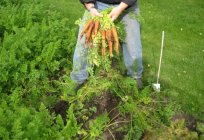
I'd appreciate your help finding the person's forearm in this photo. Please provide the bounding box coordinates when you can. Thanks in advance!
[118,2,128,12]
[109,2,129,21]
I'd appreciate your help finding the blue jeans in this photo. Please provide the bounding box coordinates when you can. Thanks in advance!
[70,1,143,84]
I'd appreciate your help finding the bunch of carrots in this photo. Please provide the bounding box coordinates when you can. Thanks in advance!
[80,11,120,57]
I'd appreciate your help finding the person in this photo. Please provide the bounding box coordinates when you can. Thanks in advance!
[70,0,143,91]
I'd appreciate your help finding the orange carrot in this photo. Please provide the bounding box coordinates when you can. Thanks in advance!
[80,19,93,39]
[105,30,110,42]
[94,20,100,35]
[85,22,95,44]
[105,30,113,57]
[101,30,106,56]
[108,40,113,57]
[111,27,119,55]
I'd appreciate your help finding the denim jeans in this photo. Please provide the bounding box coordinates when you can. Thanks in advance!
[70,1,143,84]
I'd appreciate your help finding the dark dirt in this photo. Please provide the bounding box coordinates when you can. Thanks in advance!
[83,91,130,140]
[50,68,66,81]
[51,92,130,140]
[141,113,199,140]
[51,94,200,140]
[171,113,197,131]
[93,92,119,118]
[51,100,69,122]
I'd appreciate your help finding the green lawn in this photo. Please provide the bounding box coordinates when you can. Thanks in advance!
[45,0,204,119]
[140,0,204,120]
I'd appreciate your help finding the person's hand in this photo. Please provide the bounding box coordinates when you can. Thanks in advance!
[85,3,102,18]
[109,6,123,21]
[89,8,103,17]
[109,2,128,21]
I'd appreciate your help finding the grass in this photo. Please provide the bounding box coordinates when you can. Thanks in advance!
[44,0,204,120]
[140,0,204,120]
[43,0,84,24]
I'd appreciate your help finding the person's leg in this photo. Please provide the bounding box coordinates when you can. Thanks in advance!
[70,12,90,84]
[121,2,143,88]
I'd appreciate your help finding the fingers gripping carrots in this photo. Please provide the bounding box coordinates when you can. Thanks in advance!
[80,9,120,57]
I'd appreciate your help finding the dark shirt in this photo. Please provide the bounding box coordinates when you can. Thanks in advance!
[80,0,137,6]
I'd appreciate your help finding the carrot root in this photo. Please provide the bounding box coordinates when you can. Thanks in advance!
[101,30,106,56]
[80,19,93,39]
[111,27,119,55]
[85,22,95,44]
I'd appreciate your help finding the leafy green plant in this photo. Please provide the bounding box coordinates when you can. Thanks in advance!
[0,0,76,107]
[88,112,110,139]
[0,0,81,139]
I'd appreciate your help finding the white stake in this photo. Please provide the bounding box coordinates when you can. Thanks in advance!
[153,31,165,92]
[157,31,165,84]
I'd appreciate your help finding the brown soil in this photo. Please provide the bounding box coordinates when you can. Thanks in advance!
[51,92,130,140]
[171,113,197,131]
[52,100,69,122]
[93,92,129,140]
[82,92,130,140]
[141,113,199,140]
